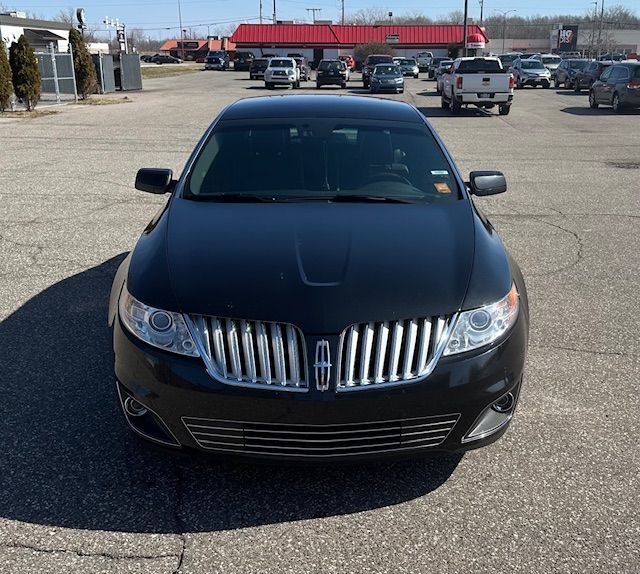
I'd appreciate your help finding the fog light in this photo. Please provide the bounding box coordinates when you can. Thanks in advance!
[124,397,148,417]
[462,388,519,443]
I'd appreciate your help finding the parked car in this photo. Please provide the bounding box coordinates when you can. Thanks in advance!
[233,51,255,71]
[589,62,640,112]
[338,54,356,71]
[140,54,153,63]
[110,94,529,461]
[555,58,590,88]
[294,57,312,81]
[530,54,562,78]
[415,51,434,72]
[427,57,449,78]
[574,60,612,92]
[397,58,419,78]
[362,54,395,88]
[249,58,269,80]
[150,54,182,64]
[204,50,230,70]
[497,53,522,68]
[511,58,551,89]
[315,59,348,88]
[264,57,300,89]
[369,64,404,94]
[435,60,454,94]
[441,57,514,115]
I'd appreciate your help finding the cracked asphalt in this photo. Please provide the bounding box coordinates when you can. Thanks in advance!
[0,71,638,574]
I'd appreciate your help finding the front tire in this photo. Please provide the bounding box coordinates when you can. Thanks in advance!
[589,91,598,108]
[554,77,560,88]
[316,82,321,89]
[451,97,461,115]
[574,82,581,93]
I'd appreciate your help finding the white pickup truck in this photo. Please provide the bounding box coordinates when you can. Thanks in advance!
[441,57,514,115]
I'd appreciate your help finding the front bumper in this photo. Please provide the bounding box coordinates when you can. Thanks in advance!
[205,62,226,70]
[317,76,346,86]
[265,76,296,85]
[113,309,527,461]
[371,82,404,92]
[521,77,550,86]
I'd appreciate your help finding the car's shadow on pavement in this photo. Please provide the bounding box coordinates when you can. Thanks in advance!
[0,255,461,534]
[416,106,495,118]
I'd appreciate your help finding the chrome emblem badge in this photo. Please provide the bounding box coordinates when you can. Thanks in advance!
[314,340,332,391]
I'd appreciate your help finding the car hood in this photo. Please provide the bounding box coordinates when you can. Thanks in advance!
[165,199,475,334]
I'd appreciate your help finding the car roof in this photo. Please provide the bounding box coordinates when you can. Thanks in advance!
[221,96,422,122]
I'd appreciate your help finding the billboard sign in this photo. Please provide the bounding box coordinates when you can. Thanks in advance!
[558,25,578,52]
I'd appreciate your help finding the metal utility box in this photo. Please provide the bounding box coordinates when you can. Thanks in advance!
[92,53,116,94]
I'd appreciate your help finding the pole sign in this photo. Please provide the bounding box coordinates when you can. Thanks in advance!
[558,25,578,52]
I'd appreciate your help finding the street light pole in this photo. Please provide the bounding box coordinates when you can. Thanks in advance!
[596,0,605,58]
[493,9,516,54]
[478,0,484,24]
[463,0,468,57]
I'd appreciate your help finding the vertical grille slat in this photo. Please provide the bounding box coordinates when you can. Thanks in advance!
[189,316,307,390]
[338,315,453,391]
[271,323,287,386]
[241,320,257,383]
[255,321,272,384]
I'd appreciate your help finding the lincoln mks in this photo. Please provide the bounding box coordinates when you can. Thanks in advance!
[109,95,529,461]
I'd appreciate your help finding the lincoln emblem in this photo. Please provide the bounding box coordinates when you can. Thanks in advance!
[314,340,332,391]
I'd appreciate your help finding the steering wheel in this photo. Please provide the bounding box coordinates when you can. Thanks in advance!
[363,171,413,186]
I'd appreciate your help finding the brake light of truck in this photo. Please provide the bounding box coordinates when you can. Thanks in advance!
[456,77,463,89]
[509,74,515,89]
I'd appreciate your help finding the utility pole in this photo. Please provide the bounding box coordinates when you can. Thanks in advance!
[596,0,605,58]
[260,0,263,24]
[463,0,468,56]
[177,0,184,60]
[273,0,277,24]
[341,0,345,25]
[306,8,322,23]
[493,9,516,54]
[478,0,484,25]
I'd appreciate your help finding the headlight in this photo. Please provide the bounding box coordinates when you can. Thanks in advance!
[119,286,199,357]
[444,284,519,356]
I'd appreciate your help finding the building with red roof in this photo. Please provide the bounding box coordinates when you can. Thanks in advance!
[230,23,488,61]
[159,37,236,60]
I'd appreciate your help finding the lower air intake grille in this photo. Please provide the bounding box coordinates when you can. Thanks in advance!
[182,414,460,458]
[188,316,308,391]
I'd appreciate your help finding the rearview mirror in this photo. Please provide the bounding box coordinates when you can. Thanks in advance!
[468,171,507,196]
[135,168,174,194]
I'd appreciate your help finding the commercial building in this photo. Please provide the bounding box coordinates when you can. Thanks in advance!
[159,37,236,60]
[230,23,489,61]
[0,11,70,51]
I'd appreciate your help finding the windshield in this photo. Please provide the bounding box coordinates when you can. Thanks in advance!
[568,60,589,69]
[521,60,544,69]
[439,61,453,69]
[366,56,393,65]
[319,61,343,71]
[542,56,561,64]
[399,59,416,66]
[374,65,400,76]
[208,51,225,57]
[457,59,503,73]
[185,122,459,203]
[269,59,293,68]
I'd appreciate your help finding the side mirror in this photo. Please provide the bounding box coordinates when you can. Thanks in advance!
[135,168,174,194]
[468,171,507,196]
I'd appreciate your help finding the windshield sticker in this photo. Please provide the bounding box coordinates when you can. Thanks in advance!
[434,183,451,194]
[431,170,449,176]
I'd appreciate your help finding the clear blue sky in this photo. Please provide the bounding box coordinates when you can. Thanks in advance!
[4,0,637,37]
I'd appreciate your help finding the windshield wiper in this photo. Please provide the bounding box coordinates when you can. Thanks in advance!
[280,194,417,204]
[188,193,281,202]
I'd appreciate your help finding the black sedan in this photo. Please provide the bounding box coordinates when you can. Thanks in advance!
[109,96,529,461]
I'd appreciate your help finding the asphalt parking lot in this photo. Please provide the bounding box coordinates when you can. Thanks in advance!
[0,70,638,574]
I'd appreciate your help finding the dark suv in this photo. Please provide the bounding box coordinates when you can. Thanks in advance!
[555,59,590,89]
[589,62,640,112]
[249,58,269,80]
[316,59,348,88]
[233,51,255,71]
[362,54,394,88]
[574,61,612,92]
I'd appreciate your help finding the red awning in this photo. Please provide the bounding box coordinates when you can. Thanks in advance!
[231,24,489,47]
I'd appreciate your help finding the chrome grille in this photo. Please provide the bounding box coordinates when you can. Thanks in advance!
[337,316,454,391]
[188,316,308,390]
[182,414,460,458]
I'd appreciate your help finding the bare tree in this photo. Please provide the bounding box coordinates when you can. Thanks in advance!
[53,7,75,24]
[346,7,391,25]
